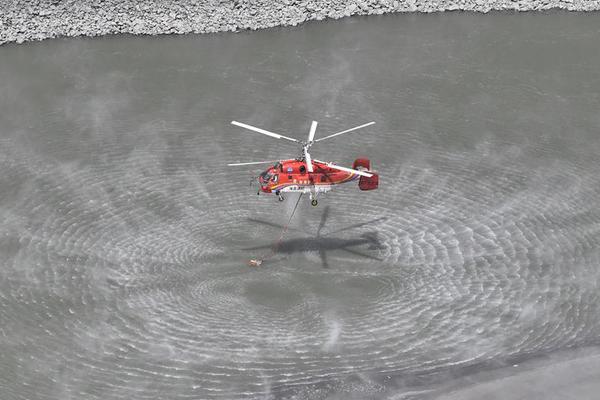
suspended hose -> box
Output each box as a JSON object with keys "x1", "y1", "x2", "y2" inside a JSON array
[
  {"x1": 248, "y1": 193, "x2": 303, "y2": 266},
  {"x1": 272, "y1": 193, "x2": 303, "y2": 254}
]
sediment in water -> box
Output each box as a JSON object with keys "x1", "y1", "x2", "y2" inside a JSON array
[{"x1": 1, "y1": 0, "x2": 599, "y2": 46}]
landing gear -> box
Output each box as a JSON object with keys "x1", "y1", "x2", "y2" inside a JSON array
[
  {"x1": 276, "y1": 190, "x2": 284, "y2": 202},
  {"x1": 309, "y1": 190, "x2": 318, "y2": 207}
]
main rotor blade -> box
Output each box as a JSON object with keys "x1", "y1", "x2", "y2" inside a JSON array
[
  {"x1": 313, "y1": 159, "x2": 373, "y2": 177},
  {"x1": 314, "y1": 121, "x2": 375, "y2": 143},
  {"x1": 308, "y1": 120, "x2": 318, "y2": 143},
  {"x1": 304, "y1": 149, "x2": 313, "y2": 172},
  {"x1": 231, "y1": 121, "x2": 300, "y2": 143},
  {"x1": 227, "y1": 160, "x2": 279, "y2": 166}
]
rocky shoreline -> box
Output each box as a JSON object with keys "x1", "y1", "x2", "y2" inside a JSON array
[{"x1": 1, "y1": 0, "x2": 599, "y2": 46}]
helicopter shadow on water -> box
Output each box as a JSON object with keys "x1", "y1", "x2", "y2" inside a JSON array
[{"x1": 243, "y1": 206, "x2": 386, "y2": 267}]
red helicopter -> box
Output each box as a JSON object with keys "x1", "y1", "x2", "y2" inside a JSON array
[{"x1": 228, "y1": 120, "x2": 379, "y2": 206}]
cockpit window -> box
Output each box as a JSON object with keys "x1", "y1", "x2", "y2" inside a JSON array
[
  {"x1": 271, "y1": 174, "x2": 279, "y2": 183},
  {"x1": 260, "y1": 171, "x2": 273, "y2": 181}
]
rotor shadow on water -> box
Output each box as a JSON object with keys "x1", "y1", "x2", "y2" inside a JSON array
[{"x1": 244, "y1": 206, "x2": 386, "y2": 267}]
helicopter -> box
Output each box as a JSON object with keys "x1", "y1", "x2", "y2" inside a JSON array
[{"x1": 228, "y1": 120, "x2": 379, "y2": 206}]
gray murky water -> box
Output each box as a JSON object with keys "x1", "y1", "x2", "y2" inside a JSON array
[{"x1": 1, "y1": 11, "x2": 600, "y2": 400}]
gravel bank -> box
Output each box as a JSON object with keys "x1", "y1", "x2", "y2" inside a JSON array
[{"x1": 1, "y1": 0, "x2": 599, "y2": 45}]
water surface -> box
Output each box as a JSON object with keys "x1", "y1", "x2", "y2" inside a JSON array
[{"x1": 1, "y1": 11, "x2": 600, "y2": 399}]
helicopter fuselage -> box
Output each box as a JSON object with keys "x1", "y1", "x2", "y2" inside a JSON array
[
  {"x1": 257, "y1": 159, "x2": 359, "y2": 195},
  {"x1": 228, "y1": 119, "x2": 378, "y2": 206}
]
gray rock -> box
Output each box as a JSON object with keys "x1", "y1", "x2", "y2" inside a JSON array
[{"x1": 1, "y1": 0, "x2": 600, "y2": 46}]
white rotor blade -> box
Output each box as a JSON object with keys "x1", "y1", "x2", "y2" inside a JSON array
[
  {"x1": 314, "y1": 159, "x2": 373, "y2": 177},
  {"x1": 314, "y1": 121, "x2": 375, "y2": 143},
  {"x1": 231, "y1": 121, "x2": 300, "y2": 143},
  {"x1": 304, "y1": 149, "x2": 313, "y2": 172},
  {"x1": 308, "y1": 120, "x2": 318, "y2": 143},
  {"x1": 227, "y1": 160, "x2": 279, "y2": 166}
]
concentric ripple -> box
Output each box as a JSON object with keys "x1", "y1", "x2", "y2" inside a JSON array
[{"x1": 2, "y1": 12, "x2": 600, "y2": 400}]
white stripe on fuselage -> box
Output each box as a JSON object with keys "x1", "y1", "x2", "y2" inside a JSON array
[{"x1": 280, "y1": 185, "x2": 331, "y2": 193}]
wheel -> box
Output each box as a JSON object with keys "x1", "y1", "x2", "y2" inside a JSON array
[
  {"x1": 311, "y1": 199, "x2": 318, "y2": 207},
  {"x1": 278, "y1": 195, "x2": 285, "y2": 202}
]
